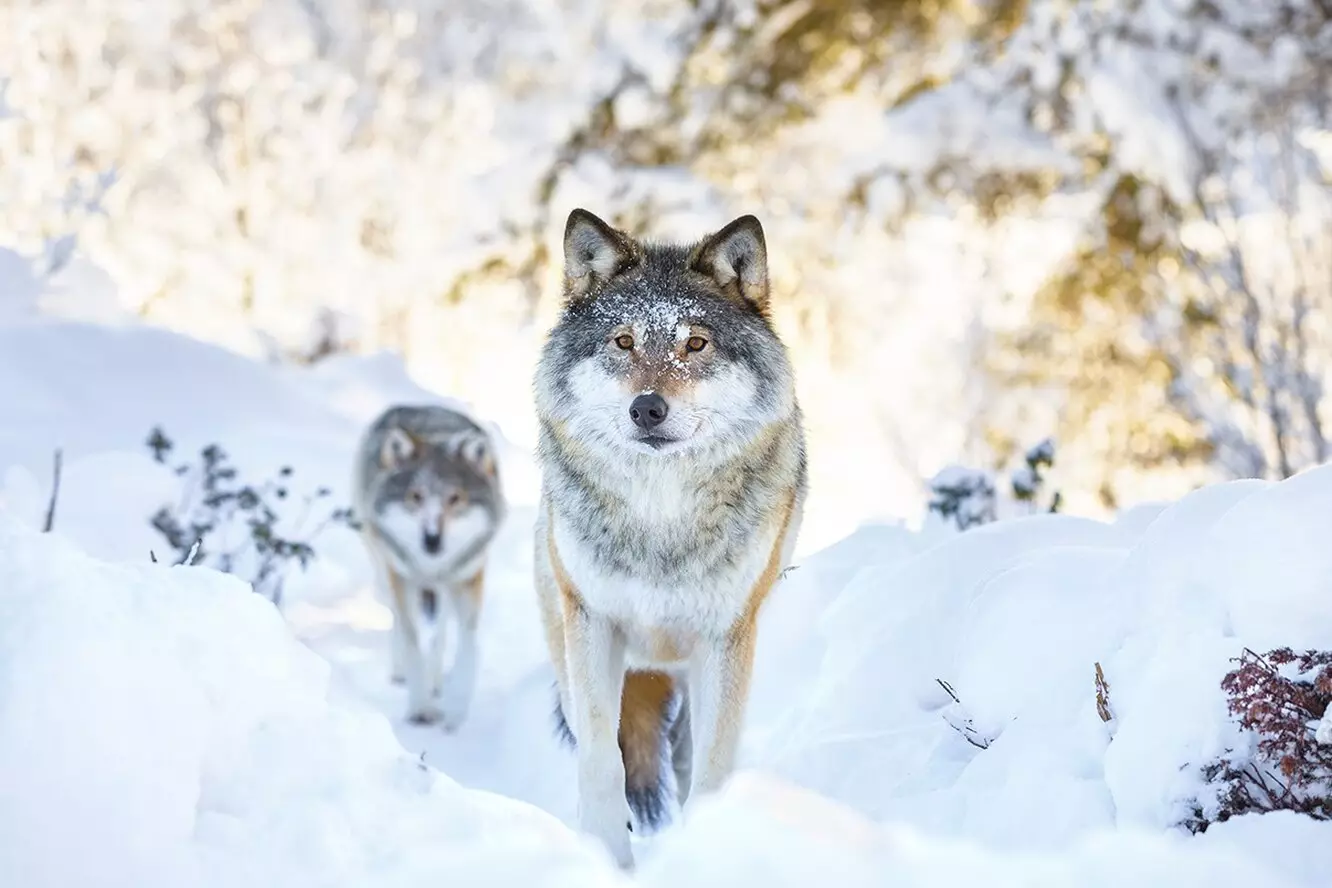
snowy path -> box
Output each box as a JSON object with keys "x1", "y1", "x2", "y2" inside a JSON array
[{"x1": 286, "y1": 500, "x2": 583, "y2": 830}]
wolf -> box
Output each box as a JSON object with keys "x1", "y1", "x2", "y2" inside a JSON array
[
  {"x1": 532, "y1": 208, "x2": 807, "y2": 867},
  {"x1": 352, "y1": 404, "x2": 506, "y2": 729}
]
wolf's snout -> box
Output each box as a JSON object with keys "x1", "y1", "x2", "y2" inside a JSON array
[
  {"x1": 422, "y1": 531, "x2": 443, "y2": 554},
  {"x1": 629, "y1": 393, "x2": 669, "y2": 431}
]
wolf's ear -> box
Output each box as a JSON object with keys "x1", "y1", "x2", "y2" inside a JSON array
[
  {"x1": 456, "y1": 435, "x2": 497, "y2": 480},
  {"x1": 379, "y1": 426, "x2": 417, "y2": 469},
  {"x1": 690, "y1": 214, "x2": 769, "y2": 312},
  {"x1": 563, "y1": 208, "x2": 636, "y2": 301}
]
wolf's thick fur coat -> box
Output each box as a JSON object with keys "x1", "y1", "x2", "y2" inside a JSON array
[{"x1": 532, "y1": 209, "x2": 807, "y2": 867}]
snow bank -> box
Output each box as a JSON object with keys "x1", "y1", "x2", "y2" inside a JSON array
[
  {"x1": 742, "y1": 470, "x2": 1332, "y2": 883},
  {"x1": 0, "y1": 512, "x2": 622, "y2": 888},
  {"x1": 640, "y1": 773, "x2": 1324, "y2": 888},
  {"x1": 3, "y1": 472, "x2": 1326, "y2": 888},
  {"x1": 0, "y1": 319, "x2": 535, "y2": 580}
]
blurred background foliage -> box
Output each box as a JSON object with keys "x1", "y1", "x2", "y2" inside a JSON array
[{"x1": 1, "y1": 0, "x2": 1328, "y2": 536}]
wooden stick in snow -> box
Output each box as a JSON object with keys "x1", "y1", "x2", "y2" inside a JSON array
[{"x1": 42, "y1": 448, "x2": 62, "y2": 533}]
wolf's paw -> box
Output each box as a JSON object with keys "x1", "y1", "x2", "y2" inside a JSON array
[
  {"x1": 405, "y1": 701, "x2": 445, "y2": 726},
  {"x1": 602, "y1": 829, "x2": 635, "y2": 871},
  {"x1": 579, "y1": 796, "x2": 635, "y2": 870}
]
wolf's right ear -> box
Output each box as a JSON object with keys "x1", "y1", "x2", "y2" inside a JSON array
[
  {"x1": 456, "y1": 435, "x2": 497, "y2": 480},
  {"x1": 563, "y1": 208, "x2": 636, "y2": 301},
  {"x1": 690, "y1": 214, "x2": 769, "y2": 313},
  {"x1": 379, "y1": 427, "x2": 417, "y2": 469}
]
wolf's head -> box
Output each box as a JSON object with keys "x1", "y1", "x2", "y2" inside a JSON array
[
  {"x1": 535, "y1": 209, "x2": 797, "y2": 459},
  {"x1": 370, "y1": 428, "x2": 498, "y2": 573}
]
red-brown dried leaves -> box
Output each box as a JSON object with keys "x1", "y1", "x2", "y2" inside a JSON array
[{"x1": 1187, "y1": 647, "x2": 1332, "y2": 832}]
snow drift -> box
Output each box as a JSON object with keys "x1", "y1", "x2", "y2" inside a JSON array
[
  {"x1": 0, "y1": 512, "x2": 621, "y2": 888},
  {"x1": 742, "y1": 468, "x2": 1332, "y2": 884}
]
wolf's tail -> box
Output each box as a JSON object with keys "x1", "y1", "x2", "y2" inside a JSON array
[{"x1": 553, "y1": 669, "x2": 690, "y2": 833}]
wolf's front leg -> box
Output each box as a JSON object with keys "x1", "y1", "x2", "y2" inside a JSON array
[
  {"x1": 685, "y1": 621, "x2": 757, "y2": 804},
  {"x1": 393, "y1": 579, "x2": 442, "y2": 725},
  {"x1": 564, "y1": 602, "x2": 633, "y2": 869},
  {"x1": 389, "y1": 617, "x2": 408, "y2": 685},
  {"x1": 437, "y1": 579, "x2": 481, "y2": 733}
]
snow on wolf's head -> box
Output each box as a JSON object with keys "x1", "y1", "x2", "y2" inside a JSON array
[{"x1": 534, "y1": 208, "x2": 798, "y2": 462}]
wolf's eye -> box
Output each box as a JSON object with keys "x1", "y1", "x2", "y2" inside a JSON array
[
  {"x1": 446, "y1": 491, "x2": 465, "y2": 509},
  {"x1": 614, "y1": 334, "x2": 635, "y2": 350},
  {"x1": 406, "y1": 489, "x2": 424, "y2": 507},
  {"x1": 686, "y1": 336, "x2": 708, "y2": 353}
]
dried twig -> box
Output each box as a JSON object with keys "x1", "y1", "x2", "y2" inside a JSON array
[
  {"x1": 42, "y1": 448, "x2": 62, "y2": 533},
  {"x1": 935, "y1": 678, "x2": 991, "y2": 749},
  {"x1": 1095, "y1": 662, "x2": 1113, "y2": 723},
  {"x1": 944, "y1": 713, "x2": 992, "y2": 750}
]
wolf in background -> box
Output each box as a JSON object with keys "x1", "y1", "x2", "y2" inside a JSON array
[
  {"x1": 532, "y1": 208, "x2": 808, "y2": 867},
  {"x1": 352, "y1": 404, "x2": 506, "y2": 729}
]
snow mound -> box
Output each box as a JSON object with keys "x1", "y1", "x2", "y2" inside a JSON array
[
  {"x1": 640, "y1": 773, "x2": 1323, "y2": 888},
  {"x1": 743, "y1": 471, "x2": 1332, "y2": 881},
  {"x1": 0, "y1": 512, "x2": 621, "y2": 888}
]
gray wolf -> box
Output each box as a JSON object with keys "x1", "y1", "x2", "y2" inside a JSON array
[
  {"x1": 532, "y1": 208, "x2": 808, "y2": 867},
  {"x1": 352, "y1": 404, "x2": 506, "y2": 729}
]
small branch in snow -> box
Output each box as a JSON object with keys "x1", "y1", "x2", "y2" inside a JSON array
[
  {"x1": 935, "y1": 678, "x2": 991, "y2": 749},
  {"x1": 181, "y1": 538, "x2": 203, "y2": 566},
  {"x1": 144, "y1": 427, "x2": 356, "y2": 602},
  {"x1": 42, "y1": 448, "x2": 62, "y2": 533},
  {"x1": 1095, "y1": 662, "x2": 1114, "y2": 723},
  {"x1": 943, "y1": 713, "x2": 992, "y2": 750},
  {"x1": 150, "y1": 550, "x2": 158, "y2": 563}
]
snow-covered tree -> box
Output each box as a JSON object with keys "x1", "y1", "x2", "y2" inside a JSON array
[{"x1": 2, "y1": 0, "x2": 1327, "y2": 520}]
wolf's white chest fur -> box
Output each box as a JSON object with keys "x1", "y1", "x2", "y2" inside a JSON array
[{"x1": 550, "y1": 460, "x2": 782, "y2": 667}]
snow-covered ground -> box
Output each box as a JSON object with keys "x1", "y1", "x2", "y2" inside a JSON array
[{"x1": 2, "y1": 283, "x2": 1331, "y2": 886}]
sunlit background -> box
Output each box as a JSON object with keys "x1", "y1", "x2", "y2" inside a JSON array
[{"x1": 2, "y1": 0, "x2": 1328, "y2": 551}]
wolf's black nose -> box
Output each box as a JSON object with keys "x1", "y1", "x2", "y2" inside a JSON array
[
  {"x1": 629, "y1": 393, "x2": 669, "y2": 431},
  {"x1": 422, "y1": 531, "x2": 442, "y2": 554}
]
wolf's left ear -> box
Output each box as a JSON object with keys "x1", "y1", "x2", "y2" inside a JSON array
[
  {"x1": 691, "y1": 215, "x2": 769, "y2": 312},
  {"x1": 379, "y1": 427, "x2": 418, "y2": 469},
  {"x1": 457, "y1": 435, "x2": 497, "y2": 480},
  {"x1": 563, "y1": 208, "x2": 636, "y2": 301}
]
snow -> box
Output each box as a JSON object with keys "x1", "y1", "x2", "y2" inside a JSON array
[
  {"x1": 0, "y1": 513, "x2": 621, "y2": 888},
  {"x1": 2, "y1": 280, "x2": 1332, "y2": 885},
  {"x1": 639, "y1": 775, "x2": 1325, "y2": 888}
]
